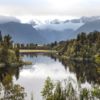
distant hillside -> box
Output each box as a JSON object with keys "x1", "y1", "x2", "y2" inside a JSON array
[
  {"x1": 0, "y1": 18, "x2": 100, "y2": 44},
  {"x1": 0, "y1": 21, "x2": 75, "y2": 44},
  {"x1": 38, "y1": 29, "x2": 74, "y2": 43},
  {"x1": 75, "y1": 20, "x2": 100, "y2": 34},
  {"x1": 0, "y1": 22, "x2": 46, "y2": 44}
]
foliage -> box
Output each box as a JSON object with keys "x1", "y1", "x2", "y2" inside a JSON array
[
  {"x1": 41, "y1": 77, "x2": 77, "y2": 100},
  {"x1": 0, "y1": 66, "x2": 26, "y2": 100},
  {"x1": 91, "y1": 86, "x2": 100, "y2": 99},
  {"x1": 41, "y1": 77, "x2": 54, "y2": 100},
  {"x1": 53, "y1": 81, "x2": 66, "y2": 100},
  {"x1": 0, "y1": 31, "x2": 2, "y2": 42},
  {"x1": 52, "y1": 31, "x2": 100, "y2": 61},
  {"x1": 42, "y1": 77, "x2": 100, "y2": 100},
  {"x1": 95, "y1": 54, "x2": 100, "y2": 64},
  {"x1": 0, "y1": 83, "x2": 26, "y2": 100},
  {"x1": 0, "y1": 32, "x2": 21, "y2": 66},
  {"x1": 80, "y1": 88, "x2": 89, "y2": 100}
]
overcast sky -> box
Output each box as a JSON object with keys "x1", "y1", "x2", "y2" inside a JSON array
[{"x1": 0, "y1": 0, "x2": 100, "y2": 21}]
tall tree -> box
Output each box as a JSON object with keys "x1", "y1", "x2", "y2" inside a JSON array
[{"x1": 0, "y1": 31, "x2": 2, "y2": 42}]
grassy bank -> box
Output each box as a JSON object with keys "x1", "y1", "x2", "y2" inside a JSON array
[{"x1": 19, "y1": 49, "x2": 57, "y2": 53}]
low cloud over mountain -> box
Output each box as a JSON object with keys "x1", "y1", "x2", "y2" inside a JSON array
[
  {"x1": 0, "y1": 15, "x2": 20, "y2": 24},
  {"x1": 0, "y1": 16, "x2": 100, "y2": 44}
]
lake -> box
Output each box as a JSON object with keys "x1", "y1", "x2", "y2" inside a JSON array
[{"x1": 0, "y1": 53, "x2": 99, "y2": 100}]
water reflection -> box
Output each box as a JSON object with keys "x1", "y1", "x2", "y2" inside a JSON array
[
  {"x1": 45, "y1": 54, "x2": 100, "y2": 84},
  {"x1": 17, "y1": 54, "x2": 79, "y2": 100},
  {"x1": 58, "y1": 59, "x2": 100, "y2": 84},
  {"x1": 0, "y1": 53, "x2": 99, "y2": 100},
  {"x1": 0, "y1": 66, "x2": 26, "y2": 100}
]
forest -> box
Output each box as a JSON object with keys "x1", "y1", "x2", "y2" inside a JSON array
[
  {"x1": 0, "y1": 31, "x2": 21, "y2": 67},
  {"x1": 48, "y1": 31, "x2": 100, "y2": 63}
]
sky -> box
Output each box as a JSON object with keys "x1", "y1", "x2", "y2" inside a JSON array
[{"x1": 0, "y1": 0, "x2": 100, "y2": 22}]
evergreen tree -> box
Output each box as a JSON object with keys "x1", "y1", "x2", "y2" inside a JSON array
[{"x1": 0, "y1": 31, "x2": 2, "y2": 42}]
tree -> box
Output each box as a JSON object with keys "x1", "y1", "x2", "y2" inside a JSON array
[
  {"x1": 0, "y1": 46, "x2": 9, "y2": 64},
  {"x1": 41, "y1": 77, "x2": 54, "y2": 100},
  {"x1": 0, "y1": 31, "x2": 2, "y2": 42},
  {"x1": 2, "y1": 84, "x2": 26, "y2": 100},
  {"x1": 91, "y1": 86, "x2": 100, "y2": 99},
  {"x1": 80, "y1": 88, "x2": 90, "y2": 100},
  {"x1": 54, "y1": 81, "x2": 66, "y2": 100},
  {"x1": 41, "y1": 78, "x2": 77, "y2": 100},
  {"x1": 3, "y1": 34, "x2": 13, "y2": 48},
  {"x1": 66, "y1": 83, "x2": 77, "y2": 100}
]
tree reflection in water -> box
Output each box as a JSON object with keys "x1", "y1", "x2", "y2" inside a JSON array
[
  {"x1": 61, "y1": 60, "x2": 100, "y2": 84},
  {"x1": 0, "y1": 66, "x2": 26, "y2": 100},
  {"x1": 21, "y1": 53, "x2": 100, "y2": 84},
  {"x1": 49, "y1": 54, "x2": 100, "y2": 84},
  {"x1": 0, "y1": 53, "x2": 99, "y2": 99}
]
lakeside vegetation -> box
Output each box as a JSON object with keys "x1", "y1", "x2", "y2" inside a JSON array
[
  {"x1": 0, "y1": 65, "x2": 26, "y2": 100},
  {"x1": 47, "y1": 31, "x2": 100, "y2": 63},
  {"x1": 15, "y1": 31, "x2": 100, "y2": 65},
  {"x1": 0, "y1": 31, "x2": 22, "y2": 67},
  {"x1": 0, "y1": 30, "x2": 100, "y2": 99},
  {"x1": 18, "y1": 31, "x2": 100, "y2": 65},
  {"x1": 41, "y1": 77, "x2": 100, "y2": 100}
]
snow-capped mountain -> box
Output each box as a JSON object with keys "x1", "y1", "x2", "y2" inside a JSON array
[{"x1": 0, "y1": 16, "x2": 100, "y2": 44}]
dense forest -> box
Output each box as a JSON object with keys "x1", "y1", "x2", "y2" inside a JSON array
[{"x1": 48, "y1": 31, "x2": 100, "y2": 63}]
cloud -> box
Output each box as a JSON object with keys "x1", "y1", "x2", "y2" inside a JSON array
[
  {"x1": 0, "y1": 0, "x2": 100, "y2": 17},
  {"x1": 0, "y1": 15, "x2": 20, "y2": 24}
]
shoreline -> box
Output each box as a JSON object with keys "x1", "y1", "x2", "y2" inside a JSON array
[{"x1": 19, "y1": 49, "x2": 57, "y2": 53}]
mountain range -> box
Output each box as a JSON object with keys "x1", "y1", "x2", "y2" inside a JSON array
[
  {"x1": 0, "y1": 22, "x2": 46, "y2": 44},
  {"x1": 0, "y1": 16, "x2": 100, "y2": 44}
]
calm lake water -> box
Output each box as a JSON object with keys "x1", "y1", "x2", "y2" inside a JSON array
[
  {"x1": 0, "y1": 53, "x2": 99, "y2": 100},
  {"x1": 14, "y1": 54, "x2": 78, "y2": 100}
]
